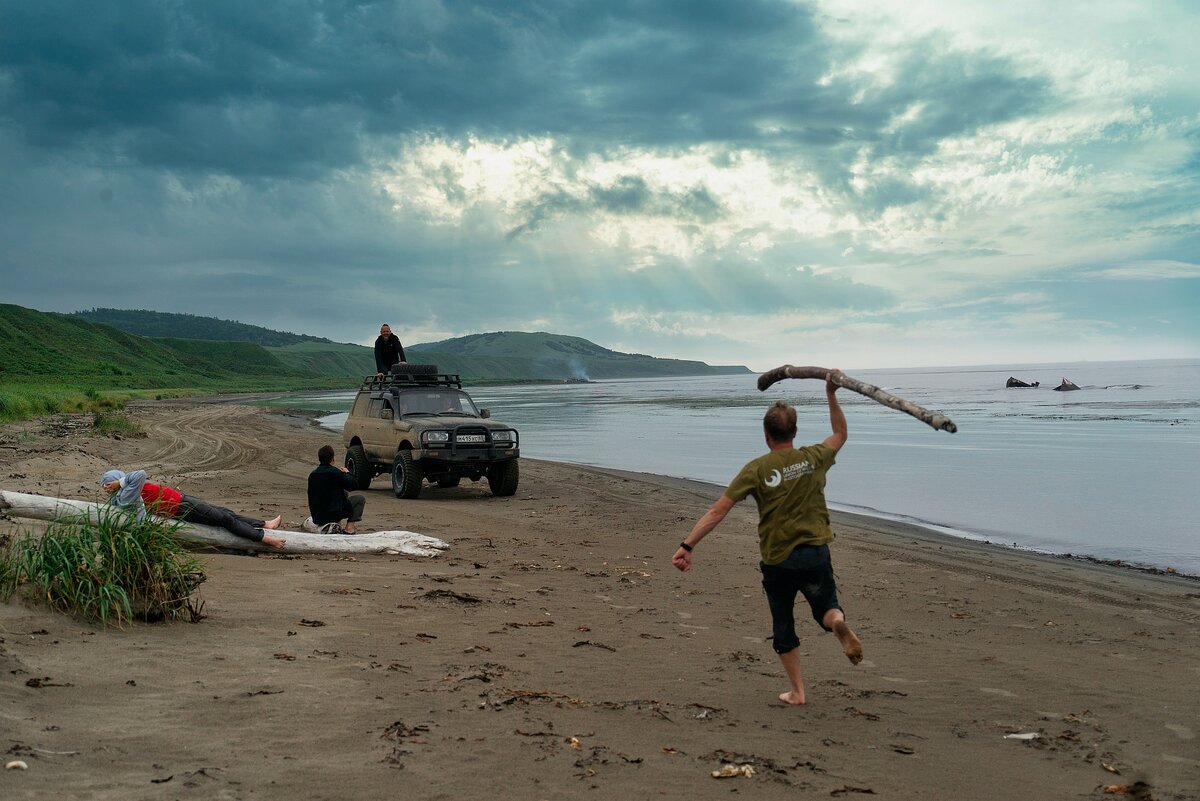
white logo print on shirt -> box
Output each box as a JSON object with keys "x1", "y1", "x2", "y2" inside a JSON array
[{"x1": 763, "y1": 460, "x2": 814, "y2": 489}]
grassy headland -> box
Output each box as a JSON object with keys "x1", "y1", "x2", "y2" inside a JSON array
[
  {"x1": 2, "y1": 303, "x2": 751, "y2": 423},
  {"x1": 66, "y1": 307, "x2": 752, "y2": 381},
  {"x1": 0, "y1": 304, "x2": 345, "y2": 422}
]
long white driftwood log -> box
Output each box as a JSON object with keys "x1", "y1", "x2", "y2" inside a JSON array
[
  {"x1": 758, "y1": 365, "x2": 958, "y2": 434},
  {"x1": 0, "y1": 490, "x2": 449, "y2": 557}
]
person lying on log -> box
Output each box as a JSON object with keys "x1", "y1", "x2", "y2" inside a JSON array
[{"x1": 100, "y1": 469, "x2": 286, "y2": 549}]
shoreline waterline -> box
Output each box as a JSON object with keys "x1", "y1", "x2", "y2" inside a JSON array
[
  {"x1": 539, "y1": 456, "x2": 1200, "y2": 581},
  {"x1": 7, "y1": 398, "x2": 1200, "y2": 800},
  {"x1": 246, "y1": 357, "x2": 1200, "y2": 577}
]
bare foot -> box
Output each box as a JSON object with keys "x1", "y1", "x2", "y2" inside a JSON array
[
  {"x1": 343, "y1": 525, "x2": 357, "y2": 535},
  {"x1": 778, "y1": 690, "x2": 806, "y2": 705},
  {"x1": 262, "y1": 534, "x2": 286, "y2": 549},
  {"x1": 833, "y1": 621, "x2": 863, "y2": 664},
  {"x1": 263, "y1": 515, "x2": 282, "y2": 530}
]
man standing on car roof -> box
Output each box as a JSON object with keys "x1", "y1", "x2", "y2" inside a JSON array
[{"x1": 374, "y1": 323, "x2": 407, "y2": 377}]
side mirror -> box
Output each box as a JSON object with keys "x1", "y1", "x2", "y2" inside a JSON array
[
  {"x1": 480, "y1": 409, "x2": 491, "y2": 419},
  {"x1": 381, "y1": 408, "x2": 393, "y2": 420}
]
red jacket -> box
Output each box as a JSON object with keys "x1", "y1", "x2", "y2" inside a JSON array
[{"x1": 141, "y1": 482, "x2": 183, "y2": 517}]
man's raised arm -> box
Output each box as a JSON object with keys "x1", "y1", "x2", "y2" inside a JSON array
[{"x1": 823, "y1": 373, "x2": 848, "y2": 452}]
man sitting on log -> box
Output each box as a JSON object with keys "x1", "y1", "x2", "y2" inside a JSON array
[
  {"x1": 100, "y1": 469, "x2": 286, "y2": 549},
  {"x1": 304, "y1": 445, "x2": 366, "y2": 535}
]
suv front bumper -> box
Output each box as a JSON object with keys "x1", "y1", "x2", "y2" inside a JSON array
[{"x1": 414, "y1": 445, "x2": 519, "y2": 466}]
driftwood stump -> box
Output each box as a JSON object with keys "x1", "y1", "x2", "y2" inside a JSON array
[{"x1": 758, "y1": 365, "x2": 958, "y2": 433}]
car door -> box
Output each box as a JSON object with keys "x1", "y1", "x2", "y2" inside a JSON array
[{"x1": 360, "y1": 397, "x2": 395, "y2": 462}]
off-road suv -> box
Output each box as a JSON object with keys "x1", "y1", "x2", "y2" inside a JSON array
[{"x1": 342, "y1": 366, "x2": 520, "y2": 499}]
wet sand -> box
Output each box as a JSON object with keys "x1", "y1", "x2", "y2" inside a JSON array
[{"x1": 2, "y1": 400, "x2": 1198, "y2": 800}]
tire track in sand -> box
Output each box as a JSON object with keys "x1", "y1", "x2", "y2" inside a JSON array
[{"x1": 138, "y1": 403, "x2": 267, "y2": 477}]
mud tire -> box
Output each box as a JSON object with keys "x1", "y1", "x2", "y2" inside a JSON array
[
  {"x1": 487, "y1": 460, "x2": 519, "y2": 497},
  {"x1": 391, "y1": 451, "x2": 424, "y2": 499},
  {"x1": 345, "y1": 444, "x2": 373, "y2": 490}
]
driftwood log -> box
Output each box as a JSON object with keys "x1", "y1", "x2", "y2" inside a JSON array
[
  {"x1": 0, "y1": 490, "x2": 449, "y2": 557},
  {"x1": 757, "y1": 365, "x2": 958, "y2": 434}
]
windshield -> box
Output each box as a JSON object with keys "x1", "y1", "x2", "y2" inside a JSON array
[{"x1": 394, "y1": 388, "x2": 480, "y2": 418}]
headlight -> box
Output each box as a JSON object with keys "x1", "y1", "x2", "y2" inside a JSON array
[
  {"x1": 422, "y1": 431, "x2": 450, "y2": 443},
  {"x1": 491, "y1": 430, "x2": 514, "y2": 442}
]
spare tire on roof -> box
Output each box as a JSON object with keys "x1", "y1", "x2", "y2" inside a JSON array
[{"x1": 391, "y1": 363, "x2": 438, "y2": 376}]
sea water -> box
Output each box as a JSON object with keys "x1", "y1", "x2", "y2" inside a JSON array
[{"x1": 277, "y1": 359, "x2": 1200, "y2": 575}]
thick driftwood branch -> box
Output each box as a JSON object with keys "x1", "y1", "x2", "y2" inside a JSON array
[
  {"x1": 757, "y1": 365, "x2": 958, "y2": 434},
  {"x1": 0, "y1": 490, "x2": 449, "y2": 557}
]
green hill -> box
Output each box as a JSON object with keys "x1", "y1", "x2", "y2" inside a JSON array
[
  {"x1": 266, "y1": 341, "x2": 376, "y2": 377},
  {"x1": 52, "y1": 307, "x2": 751, "y2": 382},
  {"x1": 73, "y1": 308, "x2": 330, "y2": 347},
  {"x1": 268, "y1": 332, "x2": 751, "y2": 381},
  {"x1": 2, "y1": 303, "x2": 749, "y2": 423},
  {"x1": 0, "y1": 304, "x2": 324, "y2": 390},
  {"x1": 408, "y1": 332, "x2": 750, "y2": 380}
]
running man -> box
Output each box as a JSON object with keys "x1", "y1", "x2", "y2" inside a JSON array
[{"x1": 672, "y1": 372, "x2": 862, "y2": 705}]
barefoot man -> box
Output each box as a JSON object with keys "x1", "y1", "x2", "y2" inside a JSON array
[
  {"x1": 672, "y1": 372, "x2": 862, "y2": 705},
  {"x1": 101, "y1": 468, "x2": 286, "y2": 549}
]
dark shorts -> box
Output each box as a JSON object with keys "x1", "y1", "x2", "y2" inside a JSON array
[{"x1": 760, "y1": 544, "x2": 842, "y2": 654}]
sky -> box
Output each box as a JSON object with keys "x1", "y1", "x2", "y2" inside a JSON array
[{"x1": 1, "y1": 0, "x2": 1197, "y2": 372}]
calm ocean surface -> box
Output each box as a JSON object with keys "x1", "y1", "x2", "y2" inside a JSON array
[{"x1": 273, "y1": 359, "x2": 1200, "y2": 575}]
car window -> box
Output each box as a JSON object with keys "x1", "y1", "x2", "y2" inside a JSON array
[{"x1": 397, "y1": 389, "x2": 480, "y2": 416}]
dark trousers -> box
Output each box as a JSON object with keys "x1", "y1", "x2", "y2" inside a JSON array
[
  {"x1": 179, "y1": 495, "x2": 264, "y2": 542},
  {"x1": 313, "y1": 493, "x2": 365, "y2": 526},
  {"x1": 346, "y1": 494, "x2": 365, "y2": 523}
]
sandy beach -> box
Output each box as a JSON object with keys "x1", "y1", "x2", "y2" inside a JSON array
[{"x1": 2, "y1": 399, "x2": 1198, "y2": 800}]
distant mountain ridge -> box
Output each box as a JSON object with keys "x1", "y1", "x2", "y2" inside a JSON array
[
  {"x1": 0, "y1": 303, "x2": 323, "y2": 390},
  {"x1": 74, "y1": 308, "x2": 331, "y2": 347},
  {"x1": 64, "y1": 307, "x2": 750, "y2": 381},
  {"x1": 407, "y1": 332, "x2": 750, "y2": 380}
]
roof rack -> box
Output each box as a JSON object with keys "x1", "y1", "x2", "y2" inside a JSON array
[{"x1": 360, "y1": 373, "x2": 463, "y2": 390}]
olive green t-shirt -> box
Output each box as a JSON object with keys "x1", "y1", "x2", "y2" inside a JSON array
[{"x1": 723, "y1": 443, "x2": 837, "y2": 565}]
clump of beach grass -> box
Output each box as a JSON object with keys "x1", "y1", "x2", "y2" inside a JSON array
[
  {"x1": 0, "y1": 385, "x2": 139, "y2": 425},
  {"x1": 0, "y1": 507, "x2": 205, "y2": 626},
  {"x1": 91, "y1": 410, "x2": 143, "y2": 438}
]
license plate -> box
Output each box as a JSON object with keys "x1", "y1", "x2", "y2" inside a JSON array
[{"x1": 457, "y1": 434, "x2": 486, "y2": 443}]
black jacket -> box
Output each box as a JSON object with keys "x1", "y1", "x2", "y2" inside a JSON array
[
  {"x1": 307, "y1": 463, "x2": 358, "y2": 525},
  {"x1": 374, "y1": 333, "x2": 406, "y2": 374}
]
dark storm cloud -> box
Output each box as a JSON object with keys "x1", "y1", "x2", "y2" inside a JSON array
[
  {"x1": 0, "y1": 0, "x2": 1050, "y2": 180},
  {"x1": 506, "y1": 174, "x2": 724, "y2": 238},
  {"x1": 589, "y1": 177, "x2": 721, "y2": 221}
]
